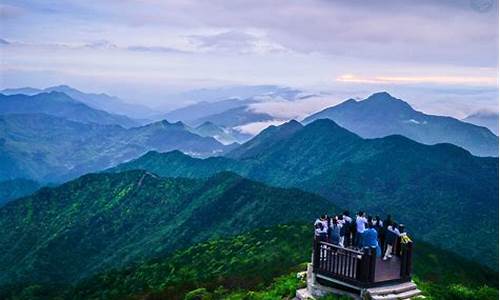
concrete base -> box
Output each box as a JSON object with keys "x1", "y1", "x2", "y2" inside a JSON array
[
  {"x1": 296, "y1": 263, "x2": 422, "y2": 300},
  {"x1": 295, "y1": 263, "x2": 361, "y2": 300}
]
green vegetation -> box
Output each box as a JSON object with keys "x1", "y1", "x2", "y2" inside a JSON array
[
  {"x1": 111, "y1": 119, "x2": 499, "y2": 267},
  {"x1": 0, "y1": 171, "x2": 333, "y2": 286},
  {"x1": 1, "y1": 223, "x2": 496, "y2": 300}
]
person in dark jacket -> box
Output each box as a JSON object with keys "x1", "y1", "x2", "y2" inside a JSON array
[{"x1": 383, "y1": 221, "x2": 400, "y2": 260}]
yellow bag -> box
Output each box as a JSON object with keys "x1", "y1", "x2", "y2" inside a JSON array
[{"x1": 401, "y1": 234, "x2": 412, "y2": 244}]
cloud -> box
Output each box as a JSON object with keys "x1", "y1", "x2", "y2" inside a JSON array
[
  {"x1": 187, "y1": 30, "x2": 287, "y2": 54},
  {"x1": 234, "y1": 120, "x2": 287, "y2": 135},
  {"x1": 336, "y1": 74, "x2": 497, "y2": 86},
  {"x1": 0, "y1": 4, "x2": 24, "y2": 19}
]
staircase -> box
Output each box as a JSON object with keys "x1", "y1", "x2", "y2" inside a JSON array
[{"x1": 363, "y1": 281, "x2": 423, "y2": 300}]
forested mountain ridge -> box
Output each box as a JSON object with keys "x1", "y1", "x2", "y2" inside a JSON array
[
  {"x1": 2, "y1": 224, "x2": 497, "y2": 300},
  {"x1": 111, "y1": 119, "x2": 499, "y2": 267},
  {"x1": 0, "y1": 170, "x2": 332, "y2": 286}
]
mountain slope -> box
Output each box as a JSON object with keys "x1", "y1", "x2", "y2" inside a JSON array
[
  {"x1": 226, "y1": 119, "x2": 303, "y2": 159},
  {"x1": 463, "y1": 111, "x2": 499, "y2": 135},
  {"x1": 2, "y1": 224, "x2": 497, "y2": 300},
  {"x1": 1, "y1": 85, "x2": 154, "y2": 119},
  {"x1": 0, "y1": 114, "x2": 226, "y2": 182},
  {"x1": 0, "y1": 171, "x2": 332, "y2": 286},
  {"x1": 303, "y1": 92, "x2": 498, "y2": 157},
  {"x1": 0, "y1": 179, "x2": 40, "y2": 207},
  {"x1": 112, "y1": 119, "x2": 499, "y2": 267},
  {"x1": 0, "y1": 92, "x2": 138, "y2": 128}
]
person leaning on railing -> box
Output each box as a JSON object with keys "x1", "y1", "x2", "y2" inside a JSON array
[
  {"x1": 383, "y1": 221, "x2": 401, "y2": 260},
  {"x1": 314, "y1": 215, "x2": 328, "y2": 242},
  {"x1": 362, "y1": 222, "x2": 382, "y2": 257}
]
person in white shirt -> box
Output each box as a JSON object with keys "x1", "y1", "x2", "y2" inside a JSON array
[
  {"x1": 314, "y1": 215, "x2": 329, "y2": 242},
  {"x1": 355, "y1": 211, "x2": 367, "y2": 248}
]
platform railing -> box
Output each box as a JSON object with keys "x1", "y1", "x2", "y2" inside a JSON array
[{"x1": 312, "y1": 237, "x2": 413, "y2": 288}]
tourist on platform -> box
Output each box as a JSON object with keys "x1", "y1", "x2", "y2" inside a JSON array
[
  {"x1": 338, "y1": 215, "x2": 346, "y2": 247},
  {"x1": 383, "y1": 221, "x2": 401, "y2": 260},
  {"x1": 314, "y1": 221, "x2": 328, "y2": 242},
  {"x1": 314, "y1": 215, "x2": 329, "y2": 242},
  {"x1": 355, "y1": 211, "x2": 367, "y2": 248},
  {"x1": 362, "y1": 222, "x2": 382, "y2": 257},
  {"x1": 373, "y1": 216, "x2": 384, "y2": 244},
  {"x1": 342, "y1": 211, "x2": 353, "y2": 247},
  {"x1": 330, "y1": 217, "x2": 341, "y2": 245}
]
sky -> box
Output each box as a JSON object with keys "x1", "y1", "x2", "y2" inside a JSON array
[{"x1": 0, "y1": 0, "x2": 498, "y2": 117}]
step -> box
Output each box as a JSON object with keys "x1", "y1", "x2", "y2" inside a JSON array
[
  {"x1": 367, "y1": 282, "x2": 417, "y2": 295},
  {"x1": 370, "y1": 288, "x2": 422, "y2": 300}
]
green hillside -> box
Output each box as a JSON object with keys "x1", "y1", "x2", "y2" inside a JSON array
[
  {"x1": 110, "y1": 119, "x2": 499, "y2": 267},
  {"x1": 2, "y1": 224, "x2": 496, "y2": 300},
  {"x1": 0, "y1": 171, "x2": 332, "y2": 286}
]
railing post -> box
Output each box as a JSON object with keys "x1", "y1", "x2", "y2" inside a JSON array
[
  {"x1": 400, "y1": 242, "x2": 408, "y2": 278},
  {"x1": 313, "y1": 238, "x2": 320, "y2": 272},
  {"x1": 368, "y1": 247, "x2": 377, "y2": 283},
  {"x1": 405, "y1": 241, "x2": 413, "y2": 278},
  {"x1": 357, "y1": 247, "x2": 370, "y2": 282}
]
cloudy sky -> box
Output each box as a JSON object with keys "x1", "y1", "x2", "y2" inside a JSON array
[{"x1": 0, "y1": 0, "x2": 498, "y2": 116}]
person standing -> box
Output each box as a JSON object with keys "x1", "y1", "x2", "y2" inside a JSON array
[
  {"x1": 363, "y1": 222, "x2": 382, "y2": 257},
  {"x1": 330, "y1": 217, "x2": 341, "y2": 245},
  {"x1": 338, "y1": 215, "x2": 346, "y2": 247},
  {"x1": 314, "y1": 215, "x2": 329, "y2": 242},
  {"x1": 383, "y1": 221, "x2": 400, "y2": 260},
  {"x1": 355, "y1": 211, "x2": 367, "y2": 249},
  {"x1": 342, "y1": 211, "x2": 353, "y2": 247}
]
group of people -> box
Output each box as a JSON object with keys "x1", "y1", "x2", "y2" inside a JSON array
[{"x1": 314, "y1": 211, "x2": 410, "y2": 260}]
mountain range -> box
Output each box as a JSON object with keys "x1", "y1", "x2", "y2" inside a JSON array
[
  {"x1": 1, "y1": 85, "x2": 153, "y2": 119},
  {"x1": 303, "y1": 92, "x2": 498, "y2": 157},
  {"x1": 112, "y1": 119, "x2": 499, "y2": 267},
  {"x1": 0, "y1": 170, "x2": 331, "y2": 286},
  {"x1": 0, "y1": 114, "x2": 226, "y2": 183},
  {"x1": 0, "y1": 92, "x2": 139, "y2": 128}
]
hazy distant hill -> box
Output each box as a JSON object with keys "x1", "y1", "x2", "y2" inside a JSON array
[
  {"x1": 0, "y1": 170, "x2": 331, "y2": 285},
  {"x1": 161, "y1": 98, "x2": 256, "y2": 123},
  {"x1": 463, "y1": 111, "x2": 499, "y2": 135},
  {"x1": 0, "y1": 114, "x2": 226, "y2": 182},
  {"x1": 1, "y1": 85, "x2": 154, "y2": 119},
  {"x1": 0, "y1": 179, "x2": 39, "y2": 207},
  {"x1": 191, "y1": 106, "x2": 275, "y2": 128},
  {"x1": 112, "y1": 119, "x2": 499, "y2": 267},
  {"x1": 0, "y1": 92, "x2": 139, "y2": 128},
  {"x1": 303, "y1": 92, "x2": 498, "y2": 157}
]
